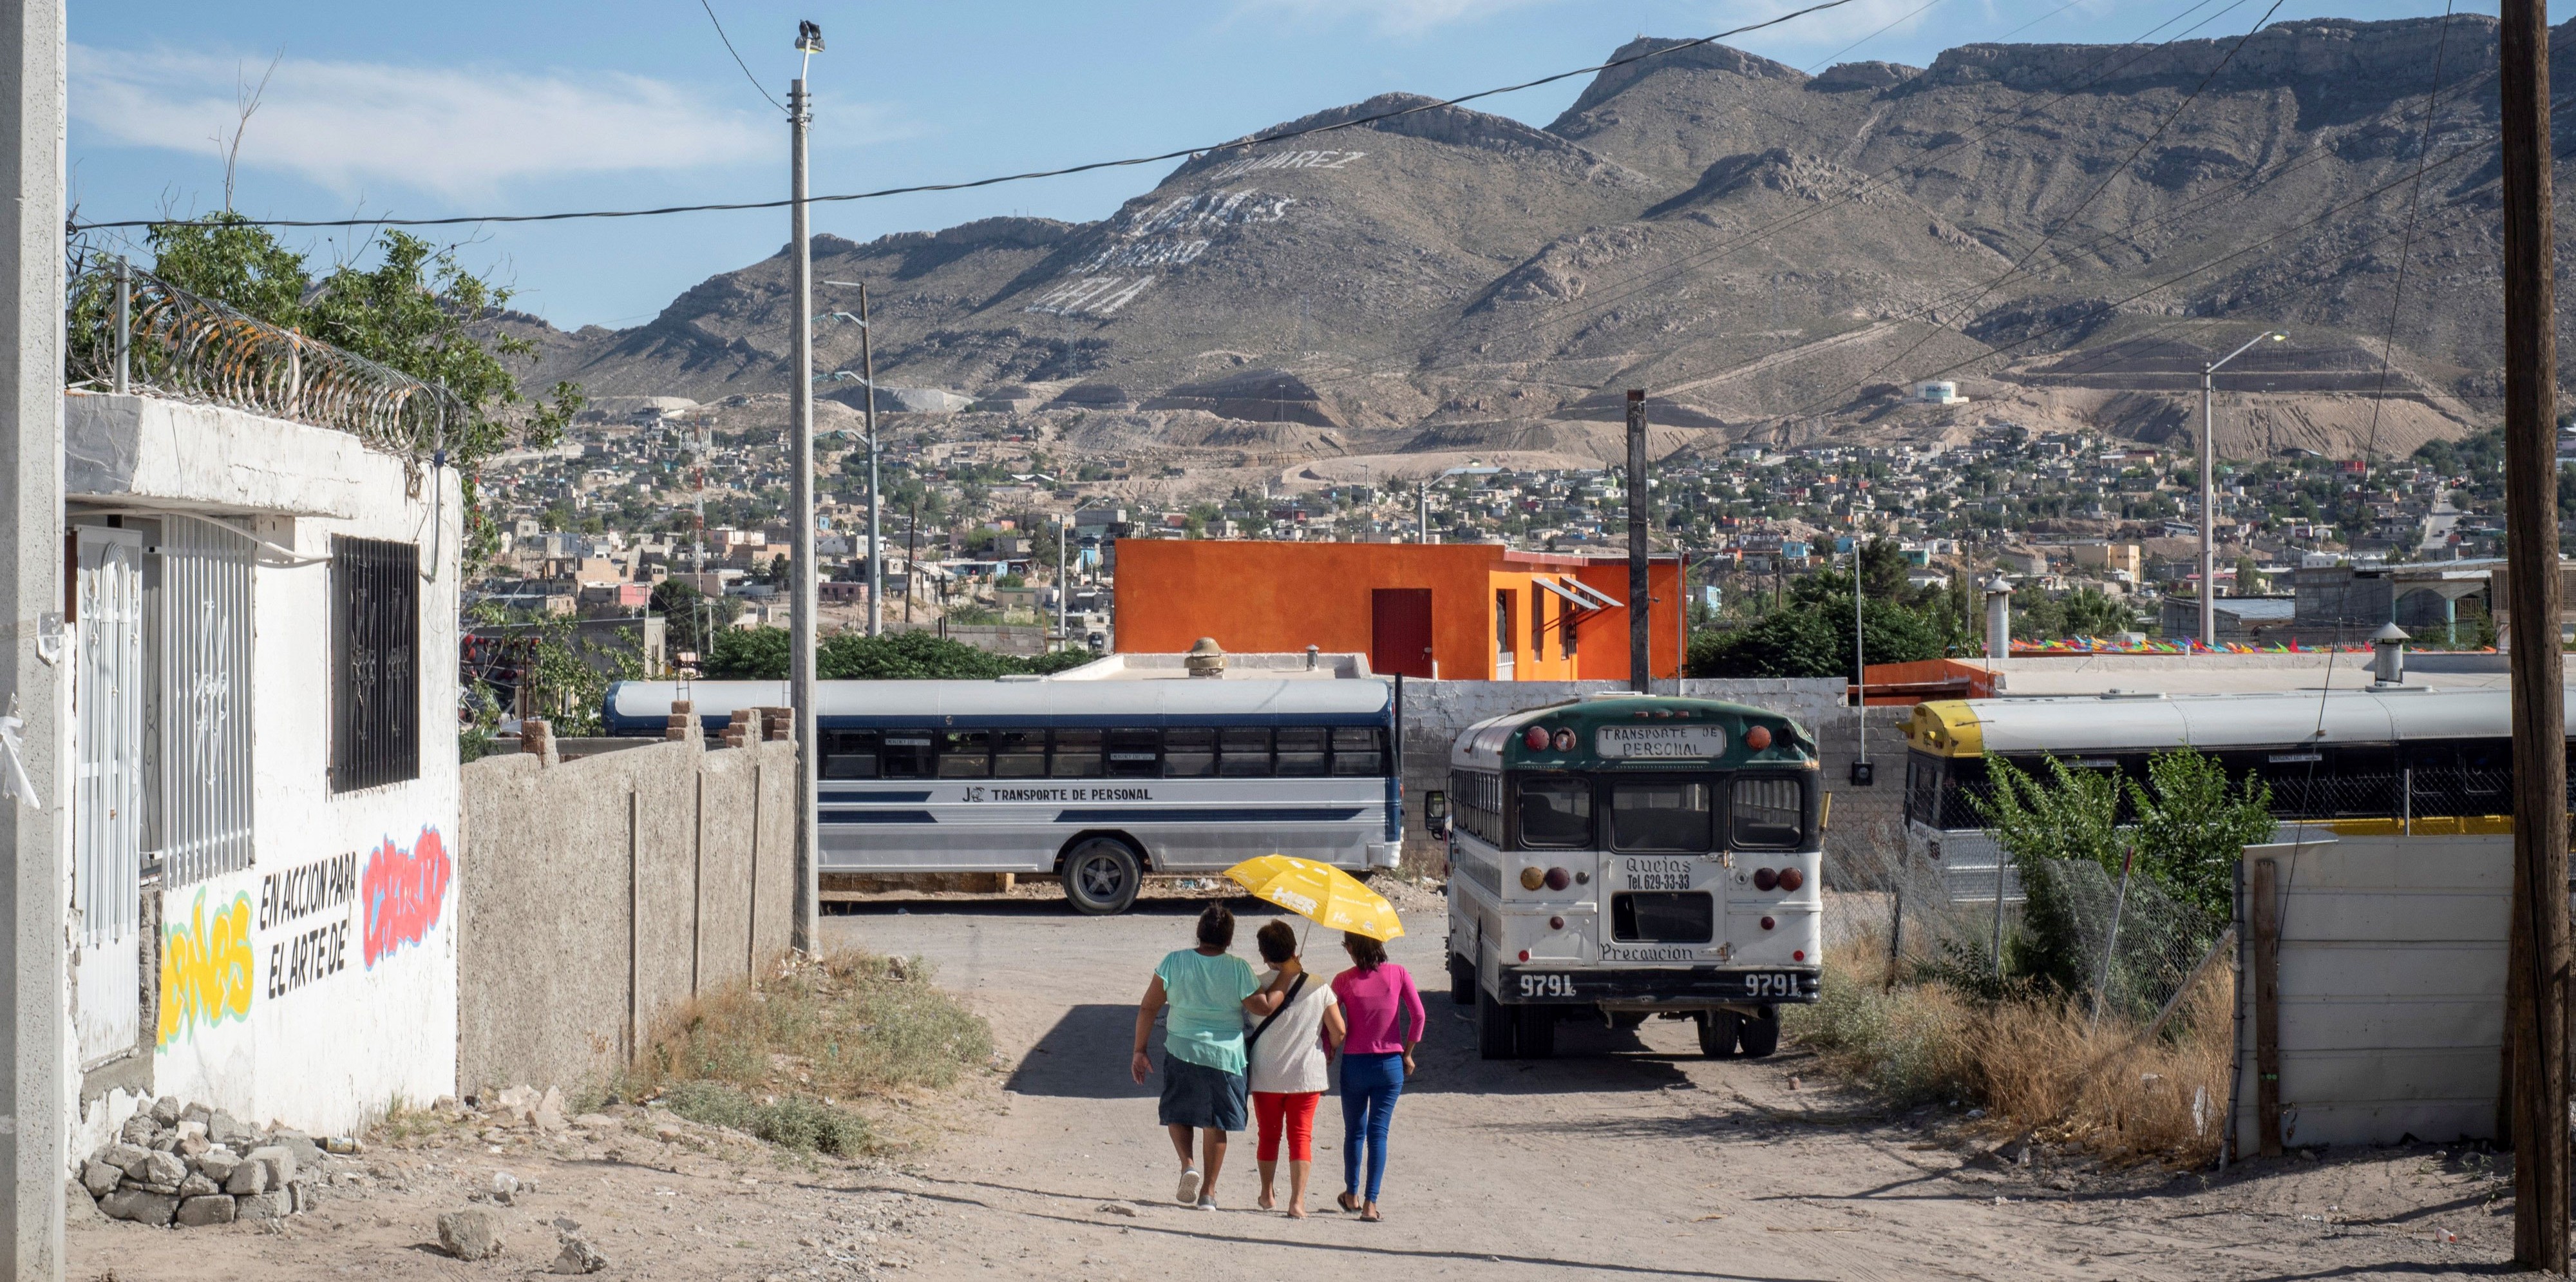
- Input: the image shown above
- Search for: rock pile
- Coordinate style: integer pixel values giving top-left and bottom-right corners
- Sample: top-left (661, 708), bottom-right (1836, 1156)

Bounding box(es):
top-left (78, 1096), bottom-right (327, 1228)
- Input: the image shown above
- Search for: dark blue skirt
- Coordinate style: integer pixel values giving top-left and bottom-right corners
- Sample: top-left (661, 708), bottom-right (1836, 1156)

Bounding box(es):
top-left (1158, 1053), bottom-right (1249, 1131)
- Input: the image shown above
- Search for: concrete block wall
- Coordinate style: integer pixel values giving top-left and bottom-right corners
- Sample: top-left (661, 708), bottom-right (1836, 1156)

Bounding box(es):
top-left (1812, 706), bottom-right (1917, 890)
top-left (1392, 678), bottom-right (1848, 876)
top-left (457, 738), bottom-right (795, 1096)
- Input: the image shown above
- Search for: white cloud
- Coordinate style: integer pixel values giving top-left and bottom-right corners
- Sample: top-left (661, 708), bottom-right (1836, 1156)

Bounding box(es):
top-left (70, 45), bottom-right (786, 200)
top-left (1236, 0), bottom-right (1558, 35)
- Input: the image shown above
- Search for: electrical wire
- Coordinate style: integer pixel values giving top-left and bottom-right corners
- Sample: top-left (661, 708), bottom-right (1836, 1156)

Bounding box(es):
top-left (699, 0), bottom-right (787, 115)
top-left (68, 0), bottom-right (1863, 234)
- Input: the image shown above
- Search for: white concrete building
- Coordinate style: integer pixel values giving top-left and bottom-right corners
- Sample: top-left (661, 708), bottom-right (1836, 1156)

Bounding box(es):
top-left (59, 391), bottom-right (461, 1149)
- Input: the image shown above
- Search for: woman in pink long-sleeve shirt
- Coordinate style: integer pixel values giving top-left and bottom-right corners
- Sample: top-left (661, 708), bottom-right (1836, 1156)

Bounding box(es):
top-left (1327, 933), bottom-right (1422, 1221)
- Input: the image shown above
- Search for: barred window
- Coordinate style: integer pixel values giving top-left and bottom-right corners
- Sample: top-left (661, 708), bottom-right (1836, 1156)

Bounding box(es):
top-left (330, 537), bottom-right (419, 794)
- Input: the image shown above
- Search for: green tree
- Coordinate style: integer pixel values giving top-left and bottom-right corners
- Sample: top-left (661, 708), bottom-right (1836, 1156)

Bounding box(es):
top-left (702, 627), bottom-right (1095, 680)
top-left (2125, 749), bottom-right (2275, 917)
top-left (650, 579), bottom-right (720, 661)
top-left (2059, 589), bottom-right (2139, 636)
top-left (1973, 755), bottom-right (2126, 994)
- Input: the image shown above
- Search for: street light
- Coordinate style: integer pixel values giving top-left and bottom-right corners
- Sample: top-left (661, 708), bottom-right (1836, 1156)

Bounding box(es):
top-left (2200, 330), bottom-right (2287, 649)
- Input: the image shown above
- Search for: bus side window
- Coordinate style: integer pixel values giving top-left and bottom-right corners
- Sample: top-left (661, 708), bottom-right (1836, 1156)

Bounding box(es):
top-left (1050, 729), bottom-right (1104, 777)
top-left (1220, 727), bottom-right (1273, 777)
top-left (994, 729), bottom-right (1047, 778)
top-left (1108, 727), bottom-right (1162, 778)
top-left (1730, 777), bottom-right (1804, 849)
top-left (938, 731), bottom-right (991, 778)
top-left (822, 730), bottom-right (880, 779)
top-left (1331, 727), bottom-right (1385, 776)
top-left (881, 732), bottom-right (934, 779)
top-left (1516, 777), bottom-right (1592, 849)
top-left (1164, 727), bottom-right (1218, 777)
top-left (1276, 727), bottom-right (1329, 776)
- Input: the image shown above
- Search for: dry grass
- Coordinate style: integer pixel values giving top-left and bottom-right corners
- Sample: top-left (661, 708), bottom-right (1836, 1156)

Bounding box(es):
top-left (620, 949), bottom-right (995, 1155)
top-left (1787, 928), bottom-right (2233, 1167)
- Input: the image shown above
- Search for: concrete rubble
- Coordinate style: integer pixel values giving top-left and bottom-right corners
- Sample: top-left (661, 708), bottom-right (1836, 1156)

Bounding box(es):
top-left (77, 1096), bottom-right (338, 1229)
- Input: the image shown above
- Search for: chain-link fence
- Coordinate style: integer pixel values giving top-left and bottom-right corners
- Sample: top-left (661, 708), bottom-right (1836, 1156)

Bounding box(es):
top-left (64, 261), bottom-right (465, 457)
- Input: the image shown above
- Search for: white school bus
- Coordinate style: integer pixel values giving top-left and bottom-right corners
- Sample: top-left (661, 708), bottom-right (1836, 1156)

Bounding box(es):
top-left (1435, 693), bottom-right (1823, 1060)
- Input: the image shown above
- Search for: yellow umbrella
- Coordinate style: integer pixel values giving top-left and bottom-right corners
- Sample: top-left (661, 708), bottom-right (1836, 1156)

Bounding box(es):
top-left (1224, 855), bottom-right (1405, 942)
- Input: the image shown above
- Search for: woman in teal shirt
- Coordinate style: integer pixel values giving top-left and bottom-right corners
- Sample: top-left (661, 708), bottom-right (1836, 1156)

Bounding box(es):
top-left (1132, 904), bottom-right (1292, 1210)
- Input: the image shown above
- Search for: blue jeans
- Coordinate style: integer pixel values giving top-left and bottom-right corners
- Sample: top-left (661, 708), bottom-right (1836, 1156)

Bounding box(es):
top-left (1340, 1051), bottom-right (1404, 1203)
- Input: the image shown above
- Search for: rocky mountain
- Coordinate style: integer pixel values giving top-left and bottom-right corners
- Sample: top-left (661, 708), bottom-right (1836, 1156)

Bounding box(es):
top-left (523, 16), bottom-right (2564, 471)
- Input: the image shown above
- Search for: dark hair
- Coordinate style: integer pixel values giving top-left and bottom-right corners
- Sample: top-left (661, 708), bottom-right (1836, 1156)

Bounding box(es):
top-left (1196, 904), bottom-right (1235, 950)
top-left (1256, 920), bottom-right (1298, 964)
top-left (1342, 932), bottom-right (1387, 970)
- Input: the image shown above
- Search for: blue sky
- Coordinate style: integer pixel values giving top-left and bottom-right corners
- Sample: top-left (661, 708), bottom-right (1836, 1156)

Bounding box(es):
top-left (70, 0), bottom-right (2491, 330)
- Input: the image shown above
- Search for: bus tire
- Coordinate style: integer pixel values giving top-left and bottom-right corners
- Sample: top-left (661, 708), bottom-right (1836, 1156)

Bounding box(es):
top-left (1061, 838), bottom-right (1143, 915)
top-left (1737, 1006), bottom-right (1782, 1058)
top-left (1448, 951), bottom-right (1475, 1006)
top-left (1476, 985), bottom-right (1517, 1060)
top-left (1515, 1004), bottom-right (1556, 1059)
top-left (1697, 1009), bottom-right (1740, 1059)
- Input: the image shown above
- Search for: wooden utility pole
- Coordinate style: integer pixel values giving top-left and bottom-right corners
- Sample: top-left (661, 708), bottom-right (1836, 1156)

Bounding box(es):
top-left (2498, 0), bottom-right (2568, 1267)
top-left (1625, 389), bottom-right (1650, 693)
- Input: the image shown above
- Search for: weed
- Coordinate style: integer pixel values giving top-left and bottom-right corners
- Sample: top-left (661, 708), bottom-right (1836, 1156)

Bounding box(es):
top-left (659, 1082), bottom-right (871, 1156)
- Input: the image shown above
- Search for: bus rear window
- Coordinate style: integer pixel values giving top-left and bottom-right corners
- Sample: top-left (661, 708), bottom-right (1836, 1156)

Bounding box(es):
top-left (1611, 781), bottom-right (1711, 852)
top-left (822, 730), bottom-right (880, 779)
top-left (1517, 777), bottom-right (1592, 848)
top-left (1730, 778), bottom-right (1803, 848)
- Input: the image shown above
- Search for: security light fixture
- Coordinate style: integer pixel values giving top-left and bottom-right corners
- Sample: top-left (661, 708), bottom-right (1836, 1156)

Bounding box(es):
top-left (796, 21), bottom-right (824, 52)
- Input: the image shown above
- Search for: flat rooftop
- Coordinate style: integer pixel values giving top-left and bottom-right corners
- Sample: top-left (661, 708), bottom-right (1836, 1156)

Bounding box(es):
top-left (1051, 651), bottom-right (1376, 681)
top-left (1970, 651), bottom-right (2518, 696)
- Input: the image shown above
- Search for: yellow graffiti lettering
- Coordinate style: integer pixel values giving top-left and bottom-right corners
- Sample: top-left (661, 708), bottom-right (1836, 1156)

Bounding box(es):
top-left (157, 889), bottom-right (254, 1048)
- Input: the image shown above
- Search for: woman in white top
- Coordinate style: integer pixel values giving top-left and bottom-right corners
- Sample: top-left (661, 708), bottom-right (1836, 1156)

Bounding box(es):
top-left (1246, 919), bottom-right (1346, 1218)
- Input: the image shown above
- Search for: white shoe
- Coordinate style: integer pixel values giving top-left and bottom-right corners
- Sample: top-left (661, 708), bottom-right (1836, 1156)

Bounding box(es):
top-left (1196, 1197), bottom-right (1218, 1212)
top-left (1176, 1168), bottom-right (1202, 1205)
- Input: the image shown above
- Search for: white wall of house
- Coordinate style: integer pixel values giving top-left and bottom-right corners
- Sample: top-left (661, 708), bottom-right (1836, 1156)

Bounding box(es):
top-left (65, 392), bottom-right (460, 1144)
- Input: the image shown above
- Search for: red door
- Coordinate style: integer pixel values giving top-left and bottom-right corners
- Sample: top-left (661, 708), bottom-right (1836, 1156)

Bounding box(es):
top-left (1371, 589), bottom-right (1434, 678)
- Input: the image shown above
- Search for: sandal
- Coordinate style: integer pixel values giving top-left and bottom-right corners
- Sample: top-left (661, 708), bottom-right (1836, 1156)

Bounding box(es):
top-left (1360, 1206), bottom-right (1383, 1223)
top-left (1336, 1192), bottom-right (1360, 1213)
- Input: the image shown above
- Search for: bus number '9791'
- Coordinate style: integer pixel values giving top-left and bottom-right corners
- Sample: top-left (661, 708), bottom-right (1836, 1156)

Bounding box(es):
top-left (1519, 974), bottom-right (1576, 998)
top-left (1746, 973), bottom-right (1797, 997)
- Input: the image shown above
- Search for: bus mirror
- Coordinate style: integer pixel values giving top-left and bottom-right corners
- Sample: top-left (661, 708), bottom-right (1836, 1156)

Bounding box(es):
top-left (1423, 790), bottom-right (1449, 832)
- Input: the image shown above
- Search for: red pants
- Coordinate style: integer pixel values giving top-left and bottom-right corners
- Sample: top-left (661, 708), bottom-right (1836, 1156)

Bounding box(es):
top-left (1253, 1091), bottom-right (1320, 1163)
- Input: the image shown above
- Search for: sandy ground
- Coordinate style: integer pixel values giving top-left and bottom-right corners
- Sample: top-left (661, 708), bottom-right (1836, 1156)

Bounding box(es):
top-left (71, 885), bottom-right (2531, 1281)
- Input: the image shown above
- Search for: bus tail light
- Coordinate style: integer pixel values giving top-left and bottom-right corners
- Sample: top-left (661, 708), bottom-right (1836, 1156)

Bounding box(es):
top-left (1518, 949), bottom-right (1530, 962)
top-left (1752, 867), bottom-right (1779, 892)
top-left (1549, 915), bottom-right (1565, 930)
top-left (1520, 866), bottom-right (1546, 890)
top-left (1777, 866), bottom-right (1805, 892)
top-left (1544, 866), bottom-right (1571, 891)
top-left (1794, 950), bottom-right (1806, 961)
top-left (1745, 725), bottom-right (1772, 751)
top-left (1522, 726), bottom-right (1549, 750)
top-left (1551, 728), bottom-right (1576, 751)
top-left (1760, 916), bottom-right (1775, 930)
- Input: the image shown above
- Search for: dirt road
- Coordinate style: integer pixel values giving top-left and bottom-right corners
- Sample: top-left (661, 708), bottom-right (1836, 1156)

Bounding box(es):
top-left (828, 896), bottom-right (2523, 1281)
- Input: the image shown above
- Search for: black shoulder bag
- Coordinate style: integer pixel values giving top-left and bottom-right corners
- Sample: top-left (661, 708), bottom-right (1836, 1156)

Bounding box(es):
top-left (1245, 973), bottom-right (1309, 1049)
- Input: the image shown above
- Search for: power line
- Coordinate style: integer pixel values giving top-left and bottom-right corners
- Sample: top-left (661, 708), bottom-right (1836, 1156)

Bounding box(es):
top-left (699, 0), bottom-right (786, 115)
top-left (68, 0), bottom-right (1862, 234)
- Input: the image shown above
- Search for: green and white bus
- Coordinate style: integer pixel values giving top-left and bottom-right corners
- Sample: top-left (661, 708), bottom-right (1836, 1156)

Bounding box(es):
top-left (1433, 693), bottom-right (1824, 1060)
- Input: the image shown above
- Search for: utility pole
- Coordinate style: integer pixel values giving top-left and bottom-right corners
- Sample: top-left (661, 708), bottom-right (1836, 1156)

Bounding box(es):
top-left (2497, 0), bottom-right (2568, 1265)
top-left (905, 493), bottom-right (920, 626)
top-left (786, 22), bottom-right (824, 956)
top-left (1056, 517), bottom-right (1068, 651)
top-left (1853, 540), bottom-right (1869, 784)
top-left (859, 284), bottom-right (882, 637)
top-left (2, 2), bottom-right (66, 1274)
top-left (1625, 389), bottom-right (1650, 694)
top-left (2199, 331), bottom-right (2286, 647)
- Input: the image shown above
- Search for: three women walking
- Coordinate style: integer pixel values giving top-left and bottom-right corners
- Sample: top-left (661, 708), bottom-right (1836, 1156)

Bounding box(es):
top-left (1132, 901), bottom-right (1421, 1221)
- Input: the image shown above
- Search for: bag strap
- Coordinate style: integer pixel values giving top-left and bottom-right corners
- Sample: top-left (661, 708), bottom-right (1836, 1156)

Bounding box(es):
top-left (1245, 972), bottom-right (1309, 1049)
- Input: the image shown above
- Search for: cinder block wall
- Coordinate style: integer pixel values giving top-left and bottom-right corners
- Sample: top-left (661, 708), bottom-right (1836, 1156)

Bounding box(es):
top-left (1810, 706), bottom-right (1916, 890)
top-left (457, 738), bottom-right (797, 1095)
top-left (1392, 678), bottom-right (1850, 877)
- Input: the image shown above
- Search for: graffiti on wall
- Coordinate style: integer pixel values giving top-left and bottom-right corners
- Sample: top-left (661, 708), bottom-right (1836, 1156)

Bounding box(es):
top-left (362, 825), bottom-right (450, 968)
top-left (158, 888), bottom-right (255, 1048)
top-left (261, 850), bottom-right (356, 1000)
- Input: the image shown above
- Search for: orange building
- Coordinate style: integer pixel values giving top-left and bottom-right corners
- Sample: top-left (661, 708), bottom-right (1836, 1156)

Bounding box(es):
top-left (1112, 540), bottom-right (1683, 682)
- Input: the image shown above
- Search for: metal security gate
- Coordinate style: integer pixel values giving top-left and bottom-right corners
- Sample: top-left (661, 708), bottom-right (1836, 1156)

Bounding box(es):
top-left (73, 526), bottom-right (144, 1066)
top-left (158, 517), bottom-right (254, 885)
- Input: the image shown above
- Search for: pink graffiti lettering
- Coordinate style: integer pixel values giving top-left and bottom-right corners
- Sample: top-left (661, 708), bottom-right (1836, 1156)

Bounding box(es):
top-left (362, 826), bottom-right (450, 968)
